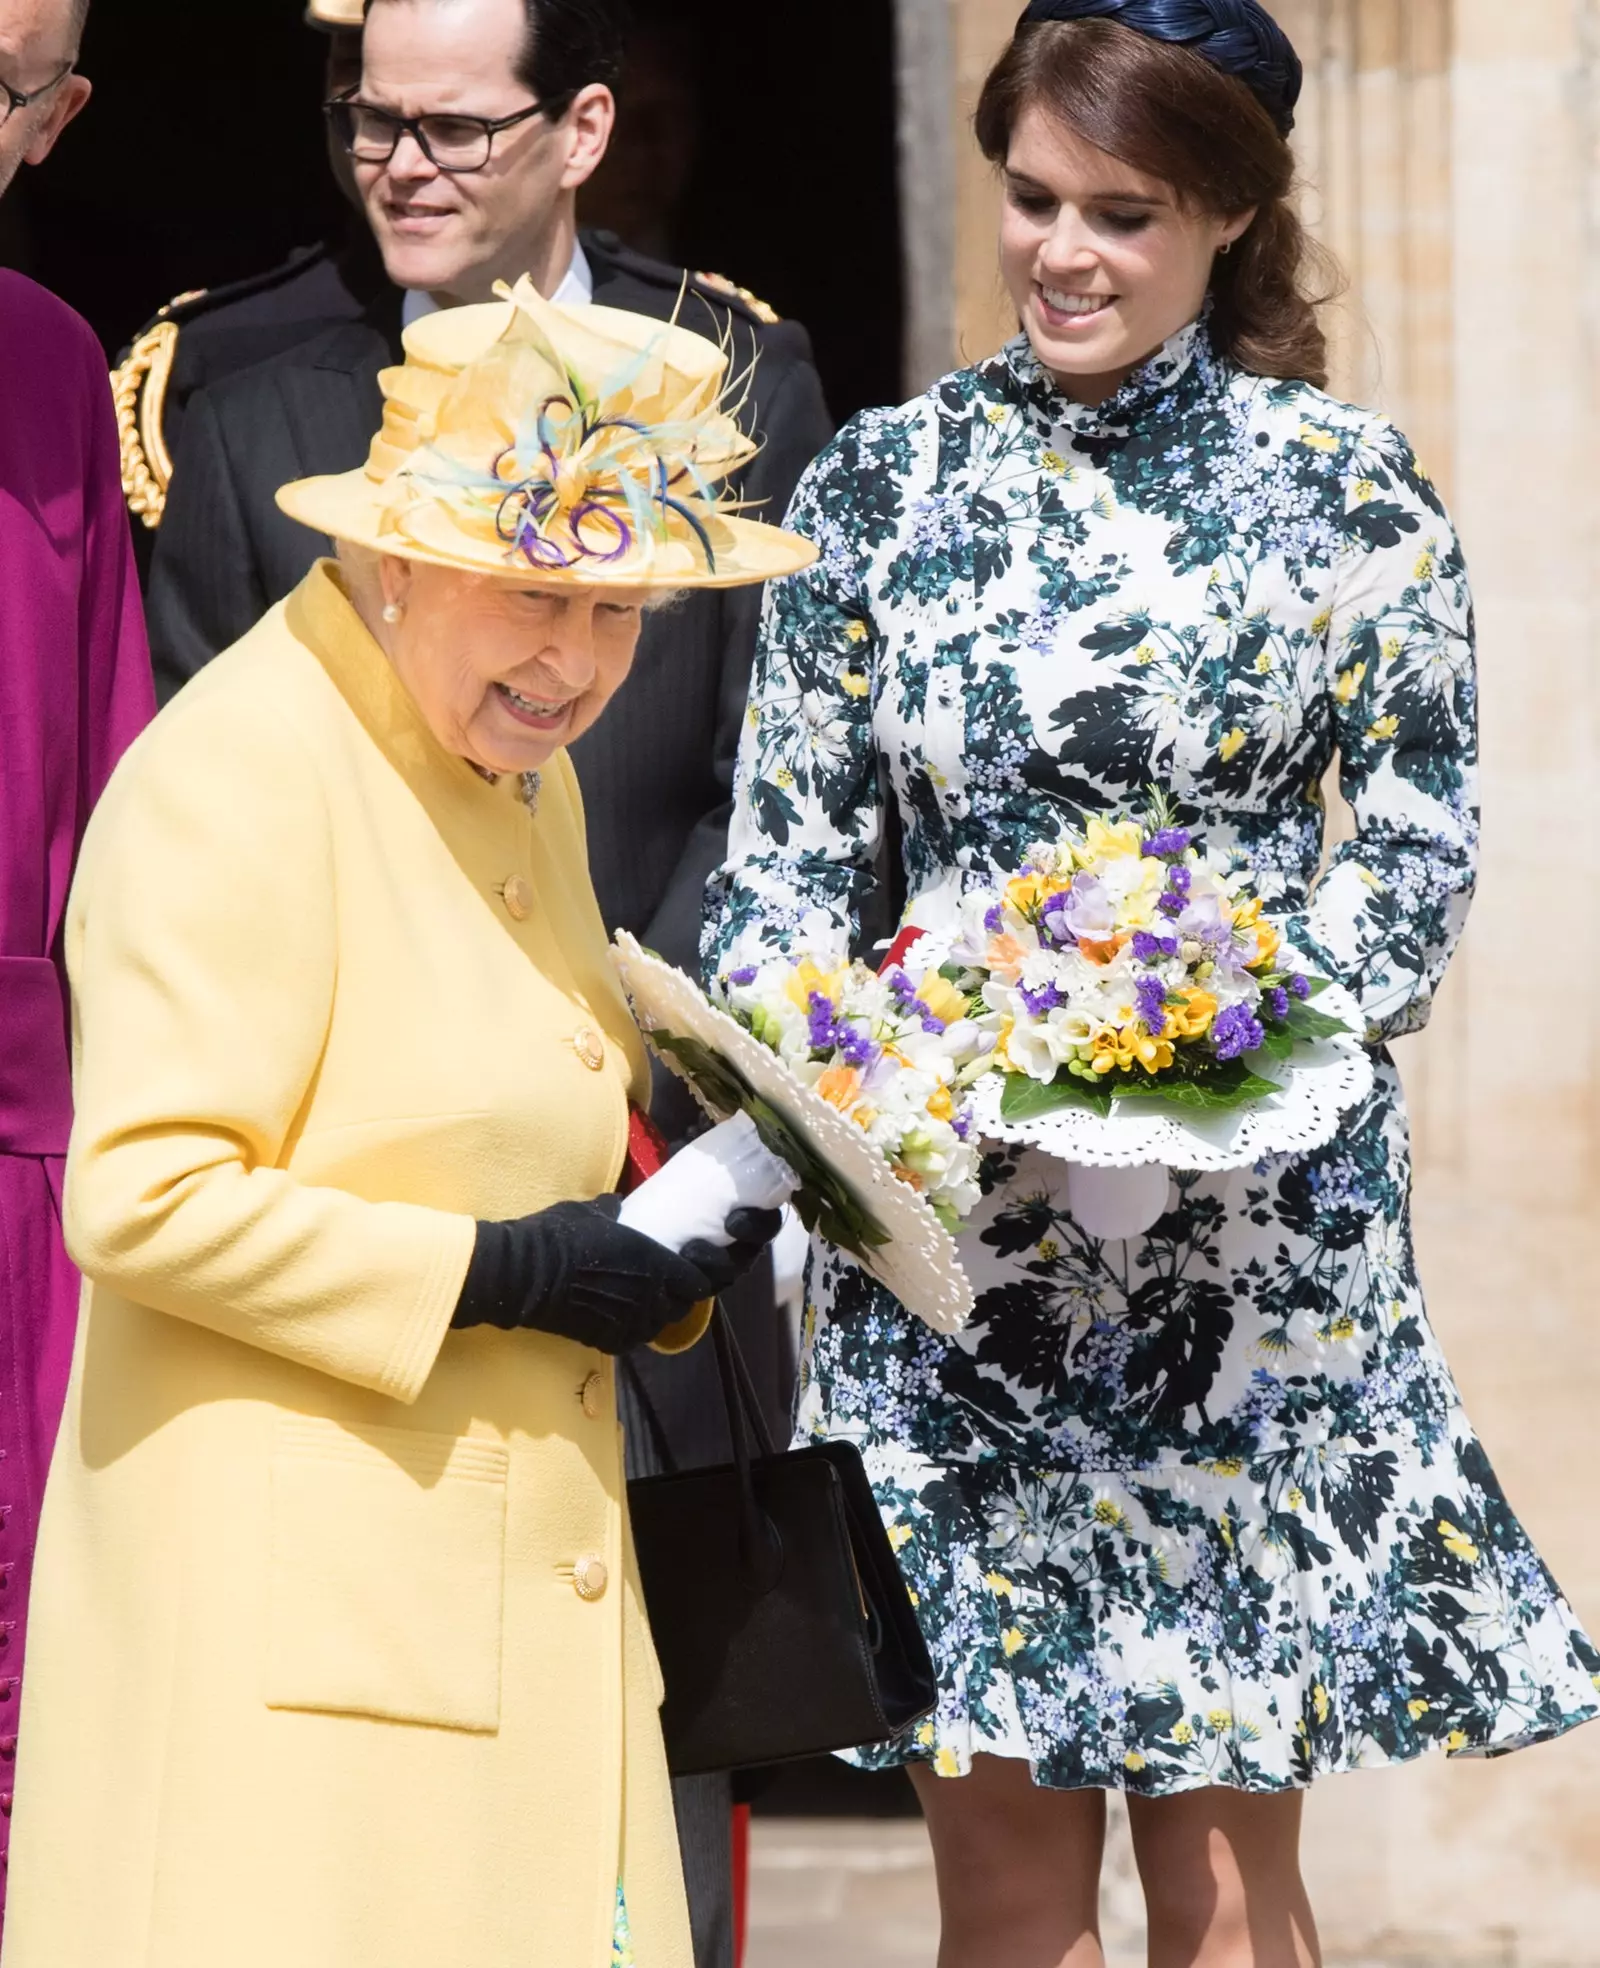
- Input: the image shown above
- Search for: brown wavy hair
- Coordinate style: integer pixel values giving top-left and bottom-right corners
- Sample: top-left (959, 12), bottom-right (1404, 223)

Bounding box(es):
top-left (974, 19), bottom-right (1335, 388)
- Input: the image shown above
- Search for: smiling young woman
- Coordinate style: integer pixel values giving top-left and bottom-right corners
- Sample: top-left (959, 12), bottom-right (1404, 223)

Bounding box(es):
top-left (977, 13), bottom-right (1335, 402)
top-left (707, 3), bottom-right (1600, 1965)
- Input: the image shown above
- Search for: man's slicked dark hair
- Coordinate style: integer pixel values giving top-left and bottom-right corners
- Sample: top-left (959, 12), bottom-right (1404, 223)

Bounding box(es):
top-left (516, 0), bottom-right (626, 108)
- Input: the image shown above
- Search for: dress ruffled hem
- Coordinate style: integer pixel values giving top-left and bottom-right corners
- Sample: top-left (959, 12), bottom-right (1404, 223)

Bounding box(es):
top-left (833, 1420), bottom-right (1600, 1798)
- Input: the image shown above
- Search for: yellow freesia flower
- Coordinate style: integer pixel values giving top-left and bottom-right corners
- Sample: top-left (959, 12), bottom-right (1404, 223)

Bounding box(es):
top-left (925, 1085), bottom-right (954, 1124)
top-left (1166, 989), bottom-right (1218, 1040)
top-left (784, 957), bottom-right (847, 1013)
top-left (917, 970), bottom-right (970, 1027)
top-left (1082, 816), bottom-right (1145, 862)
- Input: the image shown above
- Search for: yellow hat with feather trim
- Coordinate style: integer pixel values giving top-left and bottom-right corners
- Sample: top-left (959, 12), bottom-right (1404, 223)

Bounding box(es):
top-left (276, 277), bottom-right (818, 591)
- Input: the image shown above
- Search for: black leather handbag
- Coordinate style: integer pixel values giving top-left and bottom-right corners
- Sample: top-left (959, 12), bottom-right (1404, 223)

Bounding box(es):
top-left (625, 1306), bottom-right (938, 1778)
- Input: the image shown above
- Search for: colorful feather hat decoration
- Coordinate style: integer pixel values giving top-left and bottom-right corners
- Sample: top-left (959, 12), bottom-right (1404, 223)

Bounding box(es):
top-left (277, 277), bottom-right (818, 590)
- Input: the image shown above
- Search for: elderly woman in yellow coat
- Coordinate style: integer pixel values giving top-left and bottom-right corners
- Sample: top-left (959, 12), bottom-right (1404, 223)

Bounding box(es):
top-left (2, 284), bottom-right (814, 1968)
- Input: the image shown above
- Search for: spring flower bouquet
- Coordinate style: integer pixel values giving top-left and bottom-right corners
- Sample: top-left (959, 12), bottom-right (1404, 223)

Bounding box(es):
top-left (917, 805), bottom-right (1374, 1239)
top-left (951, 812), bottom-right (1349, 1120)
top-left (611, 932), bottom-right (982, 1332)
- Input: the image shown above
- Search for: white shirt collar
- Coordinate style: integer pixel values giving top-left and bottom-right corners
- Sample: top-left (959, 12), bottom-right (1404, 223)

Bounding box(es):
top-left (400, 238), bottom-right (594, 331)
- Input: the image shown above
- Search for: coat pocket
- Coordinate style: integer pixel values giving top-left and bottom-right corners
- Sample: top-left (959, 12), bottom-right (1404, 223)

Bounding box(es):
top-left (265, 1416), bottom-right (509, 1733)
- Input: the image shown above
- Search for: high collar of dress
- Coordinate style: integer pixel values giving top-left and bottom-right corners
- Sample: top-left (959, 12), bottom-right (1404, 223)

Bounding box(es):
top-left (286, 560), bottom-right (538, 820)
top-left (1002, 311), bottom-right (1224, 442)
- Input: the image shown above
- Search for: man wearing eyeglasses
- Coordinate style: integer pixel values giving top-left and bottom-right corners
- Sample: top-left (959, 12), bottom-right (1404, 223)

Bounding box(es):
top-left (0, 0), bottom-right (89, 198)
top-left (140, 6), bottom-right (831, 1967)
top-left (0, 0), bottom-right (156, 1943)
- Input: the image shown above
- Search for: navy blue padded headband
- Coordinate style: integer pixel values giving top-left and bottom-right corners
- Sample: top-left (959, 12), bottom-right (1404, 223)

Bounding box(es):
top-left (1017, 0), bottom-right (1303, 136)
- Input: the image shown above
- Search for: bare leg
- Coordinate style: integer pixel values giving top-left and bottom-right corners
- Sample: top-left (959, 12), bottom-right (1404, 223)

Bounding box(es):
top-left (1127, 1788), bottom-right (1320, 1968)
top-left (910, 1753), bottom-right (1108, 1968)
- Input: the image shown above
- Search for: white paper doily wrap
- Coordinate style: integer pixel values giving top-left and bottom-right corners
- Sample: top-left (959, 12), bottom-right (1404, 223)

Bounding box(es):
top-left (610, 934), bottom-right (975, 1335)
top-left (964, 982), bottom-right (1376, 1174)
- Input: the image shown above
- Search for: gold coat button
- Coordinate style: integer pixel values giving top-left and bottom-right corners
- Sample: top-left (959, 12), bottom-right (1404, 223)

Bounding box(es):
top-left (571, 1026), bottom-right (605, 1072)
top-left (580, 1370), bottom-right (604, 1420)
top-left (574, 1556), bottom-right (609, 1602)
top-left (502, 876), bottom-right (533, 922)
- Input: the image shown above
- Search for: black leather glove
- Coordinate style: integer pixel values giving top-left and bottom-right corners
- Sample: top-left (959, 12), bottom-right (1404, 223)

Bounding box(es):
top-left (679, 1207), bottom-right (786, 1297)
top-left (453, 1198), bottom-right (720, 1355)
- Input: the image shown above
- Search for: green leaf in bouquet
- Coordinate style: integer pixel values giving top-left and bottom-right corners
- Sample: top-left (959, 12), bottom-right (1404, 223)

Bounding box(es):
top-left (1253, 1027), bottom-right (1295, 1064)
top-left (646, 1027), bottom-right (891, 1263)
top-left (999, 1072), bottom-right (1116, 1122)
top-left (1283, 999), bottom-right (1355, 1041)
top-left (1109, 1065), bottom-right (1284, 1110)
top-left (998, 1051), bottom-right (1286, 1122)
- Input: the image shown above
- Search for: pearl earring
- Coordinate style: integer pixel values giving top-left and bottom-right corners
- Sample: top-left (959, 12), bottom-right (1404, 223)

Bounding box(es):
top-left (382, 602), bottom-right (404, 625)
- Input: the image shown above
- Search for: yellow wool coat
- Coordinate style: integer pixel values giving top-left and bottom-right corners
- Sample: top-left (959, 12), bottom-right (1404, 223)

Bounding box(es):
top-left (3, 563), bottom-right (700, 1968)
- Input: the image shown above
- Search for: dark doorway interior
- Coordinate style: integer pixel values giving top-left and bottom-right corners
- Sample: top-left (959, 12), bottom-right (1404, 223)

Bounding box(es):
top-left (5, 0), bottom-right (904, 424)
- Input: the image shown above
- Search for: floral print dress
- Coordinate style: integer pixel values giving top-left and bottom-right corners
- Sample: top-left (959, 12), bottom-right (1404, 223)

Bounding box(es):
top-left (704, 317), bottom-right (1600, 1795)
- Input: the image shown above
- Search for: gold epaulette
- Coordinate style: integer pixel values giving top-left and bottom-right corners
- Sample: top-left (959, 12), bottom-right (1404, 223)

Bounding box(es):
top-left (110, 288), bottom-right (203, 530)
top-left (694, 271), bottom-right (781, 326)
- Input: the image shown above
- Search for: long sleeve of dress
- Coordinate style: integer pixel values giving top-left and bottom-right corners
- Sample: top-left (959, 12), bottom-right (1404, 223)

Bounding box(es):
top-left (64, 691), bottom-right (475, 1405)
top-left (1294, 419), bottom-right (1479, 1043)
top-left (704, 421), bottom-right (884, 976)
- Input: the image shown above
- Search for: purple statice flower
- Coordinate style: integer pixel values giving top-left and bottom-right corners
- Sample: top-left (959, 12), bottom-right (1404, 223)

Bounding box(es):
top-left (1213, 1003), bottom-right (1266, 1061)
top-left (728, 966), bottom-right (759, 986)
top-left (883, 967), bottom-right (918, 1008)
top-left (922, 1014), bottom-right (947, 1035)
top-left (837, 1022), bottom-right (875, 1069)
top-left (952, 1113), bottom-right (972, 1141)
top-left (1135, 974), bottom-right (1169, 1032)
top-left (1018, 981), bottom-right (1065, 1018)
top-left (1167, 865), bottom-right (1193, 900)
top-left (1132, 930), bottom-right (1179, 964)
top-left (1266, 985), bottom-right (1291, 1021)
top-left (1158, 892), bottom-right (1185, 919)
top-left (1290, 973), bottom-right (1312, 1000)
top-left (807, 990), bottom-right (839, 1051)
top-left (1142, 827), bottom-right (1192, 858)
top-left (984, 903), bottom-right (1004, 934)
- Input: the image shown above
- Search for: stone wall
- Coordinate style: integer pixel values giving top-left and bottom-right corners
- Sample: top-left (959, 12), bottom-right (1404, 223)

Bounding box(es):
top-left (892, 0), bottom-right (1600, 1955)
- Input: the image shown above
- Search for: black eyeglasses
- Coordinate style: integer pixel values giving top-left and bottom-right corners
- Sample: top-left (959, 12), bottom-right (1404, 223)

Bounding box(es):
top-left (0, 59), bottom-right (73, 132)
top-left (324, 95), bottom-right (559, 174)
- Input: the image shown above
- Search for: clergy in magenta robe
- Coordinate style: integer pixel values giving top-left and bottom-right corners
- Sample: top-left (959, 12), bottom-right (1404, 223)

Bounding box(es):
top-left (0, 271), bottom-right (152, 1913)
